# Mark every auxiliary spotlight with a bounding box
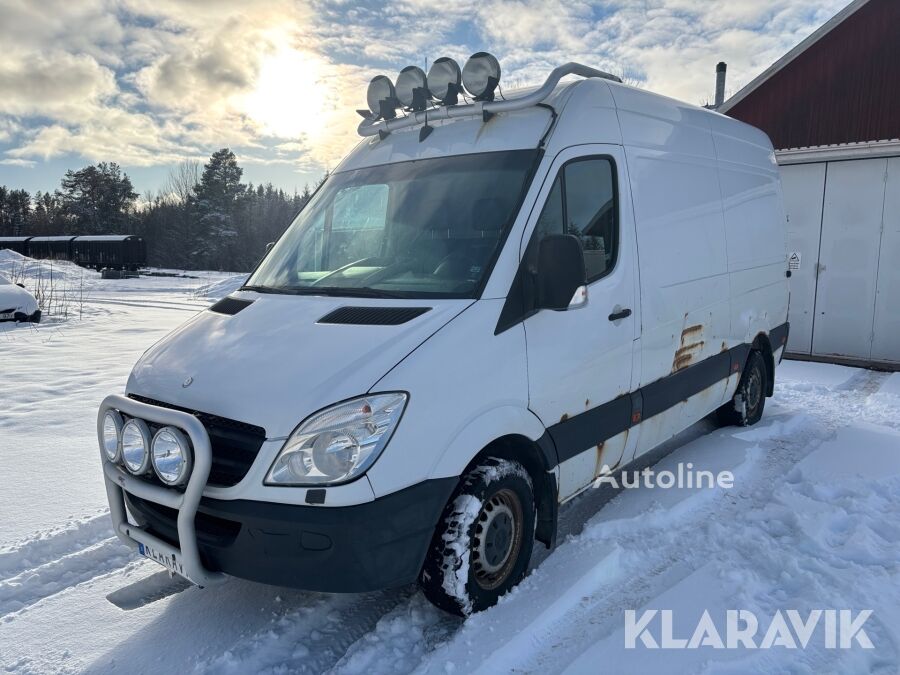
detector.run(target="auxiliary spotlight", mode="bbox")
[365,75,399,119]
[462,52,501,101]
[427,57,463,105]
[395,65,430,111]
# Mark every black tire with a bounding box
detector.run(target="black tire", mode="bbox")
[419,457,536,616]
[717,350,767,426]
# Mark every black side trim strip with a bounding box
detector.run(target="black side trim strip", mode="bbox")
[210,297,254,316]
[548,340,759,463]
[642,350,730,420]
[548,395,631,458]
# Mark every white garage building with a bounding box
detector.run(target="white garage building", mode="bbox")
[719,0,899,368]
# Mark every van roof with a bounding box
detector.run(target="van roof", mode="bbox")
[336,75,772,174]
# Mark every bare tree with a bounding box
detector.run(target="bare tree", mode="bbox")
[164,160,202,203]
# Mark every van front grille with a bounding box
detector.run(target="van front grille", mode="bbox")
[127,394,266,487]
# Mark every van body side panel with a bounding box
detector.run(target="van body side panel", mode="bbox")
[368,298,532,497]
[707,114,790,360]
[609,86,732,458]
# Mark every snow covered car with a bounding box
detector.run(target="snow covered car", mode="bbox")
[97,55,789,615]
[0,274,40,323]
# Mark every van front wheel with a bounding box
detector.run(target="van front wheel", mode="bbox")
[717,350,767,426]
[419,458,535,616]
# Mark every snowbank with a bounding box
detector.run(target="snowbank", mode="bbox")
[0,249,96,288]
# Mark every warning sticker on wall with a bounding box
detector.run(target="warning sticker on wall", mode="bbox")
[789,252,801,270]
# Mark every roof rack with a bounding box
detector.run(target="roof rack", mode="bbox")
[357,62,621,138]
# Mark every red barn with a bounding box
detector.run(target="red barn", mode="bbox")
[721,0,900,368]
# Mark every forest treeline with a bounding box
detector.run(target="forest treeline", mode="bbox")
[0,149,323,271]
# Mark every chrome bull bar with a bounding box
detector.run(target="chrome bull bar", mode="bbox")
[97,394,225,587]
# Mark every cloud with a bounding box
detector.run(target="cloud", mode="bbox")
[0,0,855,187]
[0,51,117,122]
[0,158,36,168]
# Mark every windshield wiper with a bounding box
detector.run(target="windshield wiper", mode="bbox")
[243,284,407,299]
[240,284,283,294]
[278,285,406,299]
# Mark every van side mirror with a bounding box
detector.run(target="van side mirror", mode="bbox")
[536,234,587,311]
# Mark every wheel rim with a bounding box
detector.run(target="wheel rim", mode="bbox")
[745,366,762,415]
[472,488,524,591]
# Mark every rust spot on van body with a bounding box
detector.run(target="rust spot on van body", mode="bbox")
[682,324,703,337]
[673,322,707,372]
[673,340,704,371]
[560,413,569,423]
[594,440,609,479]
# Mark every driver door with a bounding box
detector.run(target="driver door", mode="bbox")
[522,146,639,500]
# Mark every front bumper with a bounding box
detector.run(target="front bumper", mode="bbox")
[98,394,457,592]
[124,477,456,592]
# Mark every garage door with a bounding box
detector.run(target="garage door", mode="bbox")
[780,163,826,355]
[781,156,896,365]
[811,158,887,360]
[871,157,900,364]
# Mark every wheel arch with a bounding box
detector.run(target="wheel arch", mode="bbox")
[462,433,559,549]
[428,406,559,551]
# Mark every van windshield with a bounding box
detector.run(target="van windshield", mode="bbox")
[245,150,538,299]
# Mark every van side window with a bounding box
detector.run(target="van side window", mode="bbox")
[528,157,618,283]
[564,159,617,281]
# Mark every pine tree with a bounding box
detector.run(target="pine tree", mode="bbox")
[191,148,246,269]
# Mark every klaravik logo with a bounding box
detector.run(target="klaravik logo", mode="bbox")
[625,609,873,649]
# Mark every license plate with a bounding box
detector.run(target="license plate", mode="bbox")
[138,542,188,580]
[0,313,14,321]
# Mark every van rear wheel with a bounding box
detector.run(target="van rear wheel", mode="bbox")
[419,458,535,616]
[717,350,767,426]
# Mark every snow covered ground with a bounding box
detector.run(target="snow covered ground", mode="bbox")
[2,257,899,674]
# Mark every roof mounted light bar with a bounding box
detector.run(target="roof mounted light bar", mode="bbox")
[358,61,622,139]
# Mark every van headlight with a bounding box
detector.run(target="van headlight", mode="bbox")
[265,393,408,486]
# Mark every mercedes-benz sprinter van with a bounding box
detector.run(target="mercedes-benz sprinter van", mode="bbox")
[97,57,789,616]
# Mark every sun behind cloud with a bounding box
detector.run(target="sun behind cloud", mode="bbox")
[244,48,329,141]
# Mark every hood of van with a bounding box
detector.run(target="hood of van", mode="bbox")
[126,292,472,438]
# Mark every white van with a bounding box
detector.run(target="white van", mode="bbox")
[97,56,789,615]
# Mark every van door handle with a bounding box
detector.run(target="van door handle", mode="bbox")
[608,308,632,322]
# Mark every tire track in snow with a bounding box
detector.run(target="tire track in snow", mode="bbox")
[81,297,209,313]
[0,511,141,618]
[0,536,139,619]
[193,587,417,675]
[0,513,113,581]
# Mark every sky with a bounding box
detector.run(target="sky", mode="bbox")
[0,0,851,198]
